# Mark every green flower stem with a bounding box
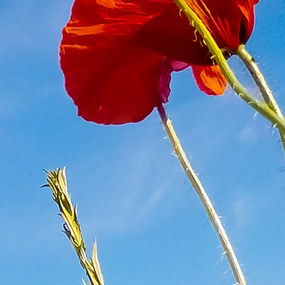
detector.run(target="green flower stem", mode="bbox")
[237,45,283,117]
[237,45,285,149]
[174,0,285,136]
[157,103,246,285]
[46,168,104,285]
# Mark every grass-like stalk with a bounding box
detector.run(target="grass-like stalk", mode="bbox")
[174,0,285,139]
[45,168,104,285]
[237,45,285,150]
[157,104,246,285]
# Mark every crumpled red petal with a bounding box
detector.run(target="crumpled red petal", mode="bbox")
[60,0,258,124]
[61,44,174,125]
[191,65,227,95]
[60,0,193,124]
[187,0,257,49]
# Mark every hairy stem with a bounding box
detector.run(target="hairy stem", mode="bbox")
[237,45,285,150]
[174,0,285,136]
[157,104,246,285]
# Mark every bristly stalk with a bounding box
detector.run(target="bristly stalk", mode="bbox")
[45,168,104,285]
[237,45,285,150]
[157,103,246,285]
[174,0,285,144]
[237,45,283,118]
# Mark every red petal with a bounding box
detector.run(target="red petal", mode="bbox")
[192,65,227,95]
[188,0,258,49]
[133,6,211,65]
[237,0,258,43]
[60,0,258,124]
[61,42,169,124]
[60,0,192,124]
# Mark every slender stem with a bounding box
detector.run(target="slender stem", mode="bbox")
[237,45,283,117]
[173,0,285,135]
[157,104,246,285]
[237,45,285,150]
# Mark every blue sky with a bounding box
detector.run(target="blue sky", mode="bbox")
[1,1,285,284]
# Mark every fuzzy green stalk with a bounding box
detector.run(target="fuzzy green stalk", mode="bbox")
[45,168,104,285]
[237,45,285,150]
[174,0,285,137]
[157,103,246,285]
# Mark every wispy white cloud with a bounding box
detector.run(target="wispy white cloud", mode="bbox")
[69,121,179,236]
[238,126,257,144]
[230,193,252,233]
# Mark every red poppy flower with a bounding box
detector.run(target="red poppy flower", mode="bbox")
[60,0,259,124]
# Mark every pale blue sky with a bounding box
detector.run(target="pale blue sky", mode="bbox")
[1,1,285,284]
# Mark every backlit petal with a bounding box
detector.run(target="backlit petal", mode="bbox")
[61,43,172,124]
[186,0,257,50]
[60,0,259,124]
[192,65,227,95]
[236,0,257,43]
[60,0,191,124]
